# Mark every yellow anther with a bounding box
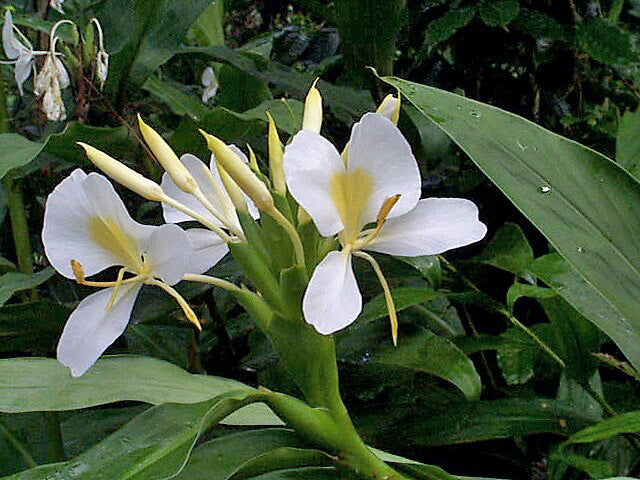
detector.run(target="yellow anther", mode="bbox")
[71,259,85,283]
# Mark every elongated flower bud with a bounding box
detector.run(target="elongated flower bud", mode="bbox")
[246,144,261,173]
[215,160,248,212]
[137,115,198,194]
[266,112,286,195]
[302,79,322,133]
[200,131,274,211]
[376,93,401,125]
[77,142,165,202]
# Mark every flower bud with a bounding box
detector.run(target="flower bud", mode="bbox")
[377,93,401,125]
[266,112,286,195]
[77,142,165,202]
[214,161,248,213]
[138,114,198,194]
[200,131,274,212]
[246,144,260,173]
[302,79,322,133]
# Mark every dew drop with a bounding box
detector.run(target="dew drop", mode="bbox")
[456,105,462,110]
[516,140,527,151]
[539,185,551,193]
[469,110,481,118]
[577,246,585,253]
[361,351,371,364]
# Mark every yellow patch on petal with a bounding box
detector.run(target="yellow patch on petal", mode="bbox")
[88,216,144,272]
[330,168,373,245]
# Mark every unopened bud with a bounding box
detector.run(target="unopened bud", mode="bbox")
[377,93,401,125]
[246,144,260,173]
[297,206,311,225]
[138,115,197,194]
[302,78,322,133]
[77,142,165,202]
[266,112,286,195]
[200,131,274,212]
[215,160,248,212]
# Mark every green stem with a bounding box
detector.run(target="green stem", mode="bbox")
[0,419,37,469]
[43,412,65,462]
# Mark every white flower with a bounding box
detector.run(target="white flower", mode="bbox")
[42,169,219,376]
[201,66,218,103]
[91,18,108,91]
[50,0,64,14]
[284,112,487,338]
[2,11,43,96]
[160,147,259,244]
[34,49,70,121]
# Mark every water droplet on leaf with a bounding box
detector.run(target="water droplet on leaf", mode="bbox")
[539,186,551,193]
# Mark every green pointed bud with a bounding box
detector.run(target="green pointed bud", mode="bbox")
[266,112,286,195]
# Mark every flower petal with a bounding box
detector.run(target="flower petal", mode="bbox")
[302,250,362,334]
[347,113,420,225]
[57,283,141,377]
[42,170,154,279]
[2,11,21,60]
[14,54,33,96]
[161,153,223,226]
[145,224,192,285]
[367,198,487,256]
[284,131,344,236]
[184,228,229,274]
[55,57,70,89]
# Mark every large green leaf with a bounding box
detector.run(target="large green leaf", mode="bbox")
[0,300,68,355]
[478,0,519,28]
[616,107,640,179]
[473,222,533,275]
[97,0,212,93]
[0,393,259,480]
[0,134,44,180]
[564,411,640,446]
[0,356,281,426]
[382,76,640,371]
[0,269,53,307]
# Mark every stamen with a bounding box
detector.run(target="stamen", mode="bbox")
[353,251,399,345]
[356,194,401,248]
[105,267,127,312]
[71,259,85,283]
[70,260,143,288]
[146,278,202,331]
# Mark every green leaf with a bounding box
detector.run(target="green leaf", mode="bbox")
[616,107,640,179]
[189,0,224,46]
[398,256,442,288]
[0,269,53,307]
[553,454,613,478]
[0,134,44,180]
[528,254,640,371]
[97,0,212,90]
[564,411,640,445]
[496,327,535,385]
[474,222,534,274]
[359,286,443,326]
[216,64,272,113]
[227,447,334,480]
[382,76,640,373]
[0,355,281,426]
[478,0,520,28]
[426,7,477,45]
[142,75,210,121]
[0,300,68,355]
[1,393,259,480]
[512,8,565,40]
[576,18,635,65]
[506,282,555,313]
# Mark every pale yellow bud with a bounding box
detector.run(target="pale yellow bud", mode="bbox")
[137,114,198,194]
[302,78,322,133]
[376,93,401,125]
[214,160,248,213]
[246,144,260,173]
[77,142,165,202]
[266,112,286,195]
[297,206,311,225]
[200,131,274,212]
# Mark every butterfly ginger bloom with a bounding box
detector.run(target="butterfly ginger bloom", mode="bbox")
[284,112,487,340]
[42,169,207,376]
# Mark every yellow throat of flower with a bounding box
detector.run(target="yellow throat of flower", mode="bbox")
[88,216,146,273]
[330,168,373,245]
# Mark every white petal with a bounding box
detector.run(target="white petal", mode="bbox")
[347,113,420,225]
[202,66,215,87]
[145,224,192,285]
[283,131,344,236]
[2,11,21,60]
[184,228,229,274]
[367,198,488,256]
[42,170,154,279]
[303,250,362,334]
[161,154,222,226]
[14,54,33,96]
[55,57,70,89]
[57,283,141,377]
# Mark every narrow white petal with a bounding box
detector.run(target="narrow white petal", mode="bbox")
[57,283,141,377]
[347,113,420,225]
[14,54,33,96]
[184,228,229,274]
[303,250,362,334]
[42,170,154,278]
[2,11,21,60]
[367,198,487,256]
[283,131,344,236]
[145,224,192,285]
[55,57,70,89]
[161,154,223,226]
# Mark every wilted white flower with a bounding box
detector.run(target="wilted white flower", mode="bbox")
[201,66,218,103]
[1,10,48,95]
[50,0,64,14]
[34,46,70,121]
[91,18,108,91]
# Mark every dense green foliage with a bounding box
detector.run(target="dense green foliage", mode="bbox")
[1,1,640,479]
